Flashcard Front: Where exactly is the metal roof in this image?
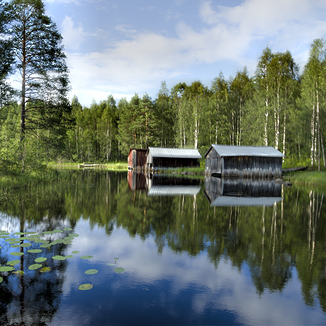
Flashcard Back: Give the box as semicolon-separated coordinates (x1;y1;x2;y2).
147;186;201;196
205;144;284;158
210;196;283;207
148;147;202;159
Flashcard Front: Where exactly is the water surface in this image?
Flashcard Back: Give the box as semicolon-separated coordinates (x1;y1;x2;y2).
0;170;325;325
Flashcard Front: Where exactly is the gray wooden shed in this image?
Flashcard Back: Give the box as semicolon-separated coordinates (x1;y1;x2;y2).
146;147;201;170
205;145;284;178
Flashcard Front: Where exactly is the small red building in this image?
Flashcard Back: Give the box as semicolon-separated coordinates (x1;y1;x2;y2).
128;148;147;171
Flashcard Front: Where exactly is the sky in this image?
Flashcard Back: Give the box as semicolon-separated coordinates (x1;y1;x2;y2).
36;0;326;106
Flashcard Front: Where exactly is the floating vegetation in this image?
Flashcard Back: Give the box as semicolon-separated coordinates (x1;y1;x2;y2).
85;269;98;275
52;255;66;260
80;255;93;260
114;267;125;274
7;260;20;266
35;257;47;263
20;243;31;248
106;263;115;266
14;270;24;276
53;230;63;233
28;249;42;254
114;258;119;260
13;232;26;236
0;276;3;283
63;227;72;231
10;252;24;256
70;233;79;237
79;283;93;291
40;244;51;248
11;245;20;248
28;264;42;270
65;255;73;259
40;267;51;273
72;251;79;254
0;266;15;272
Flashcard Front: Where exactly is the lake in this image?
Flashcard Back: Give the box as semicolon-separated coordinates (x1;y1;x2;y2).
0;170;326;326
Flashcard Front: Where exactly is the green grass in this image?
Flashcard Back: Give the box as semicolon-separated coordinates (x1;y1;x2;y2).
284;170;326;188
48;162;128;171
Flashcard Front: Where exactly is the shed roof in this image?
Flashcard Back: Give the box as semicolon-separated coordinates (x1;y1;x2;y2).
205;145;284;158
148;147;202;159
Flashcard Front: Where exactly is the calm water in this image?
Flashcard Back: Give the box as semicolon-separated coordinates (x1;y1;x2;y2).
0;170;326;326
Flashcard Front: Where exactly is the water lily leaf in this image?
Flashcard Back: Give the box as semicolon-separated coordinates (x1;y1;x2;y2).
0;266;15;272
17;237;29;241
14;270;24;276
40;267;51;273
28;249;42;253
0;235;8;239
27;234;41;239
20;243;31;248
11;245;20;248
13;232;26;236
63;241;72;245
29;264;42;270
63;227;72;231
114;258;119;260
7;260;20;266
52;230;63;233
40;244;50;248
65;255;73;259
43;231;54;234
34;239;44;243
10;252;24;256
5;238;13;242
80;255;93;260
85;269;98;275
35;257;47;263
52;255;66;260
106;263;115;266
79;283;93;291
114;267;125;274
72;251;79;254
70;233;79;237
0;276;3;283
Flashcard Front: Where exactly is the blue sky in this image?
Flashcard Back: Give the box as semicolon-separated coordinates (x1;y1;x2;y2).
40;0;326;106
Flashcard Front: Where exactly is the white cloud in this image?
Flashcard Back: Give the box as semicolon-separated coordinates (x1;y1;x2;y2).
61;16;87;51
64;0;326;106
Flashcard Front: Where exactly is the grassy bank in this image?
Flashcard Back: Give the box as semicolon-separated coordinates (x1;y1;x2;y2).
48;162;128;170
284;170;326;188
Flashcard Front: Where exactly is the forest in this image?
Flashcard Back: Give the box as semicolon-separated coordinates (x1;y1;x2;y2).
1;0;326;172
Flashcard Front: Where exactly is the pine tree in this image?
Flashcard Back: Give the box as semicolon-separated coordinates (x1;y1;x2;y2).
5;0;70;151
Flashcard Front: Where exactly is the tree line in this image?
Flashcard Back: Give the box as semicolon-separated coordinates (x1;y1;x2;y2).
1;1;326;170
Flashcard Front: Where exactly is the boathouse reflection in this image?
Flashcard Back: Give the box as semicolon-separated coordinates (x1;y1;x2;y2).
204;177;282;206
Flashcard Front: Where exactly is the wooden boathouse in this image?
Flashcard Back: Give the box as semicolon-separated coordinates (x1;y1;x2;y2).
128;148;147;171
205;145;284;178
146;147;202;170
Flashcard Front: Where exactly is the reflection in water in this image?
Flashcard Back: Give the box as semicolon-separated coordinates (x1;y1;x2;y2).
205;177;283;206
0;171;326;325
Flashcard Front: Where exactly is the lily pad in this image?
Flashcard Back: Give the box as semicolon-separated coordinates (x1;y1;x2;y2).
14;270;24;276
52;255;66;260
40;244;50;248
20;243;31;248
0;276;3;283
13;232;26;236
0;266;15;272
28;249;42;254
114;258;119;260
29;264;42;270
85;269;98;275
43;231;54;234
72;251;79;254
10;252;24;256
106;263;115;266
114;267;125;274
63;227;72;231
7;260;20;266
70;233;79;237
80;255;93;260
40;267;51;273
52;230;63;233
35;257;47;263
78;283;93;291
11;245;20;248
0;235;8;239
65;255;73;259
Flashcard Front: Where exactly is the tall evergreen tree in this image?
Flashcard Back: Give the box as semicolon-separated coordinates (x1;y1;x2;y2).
4;0;70;150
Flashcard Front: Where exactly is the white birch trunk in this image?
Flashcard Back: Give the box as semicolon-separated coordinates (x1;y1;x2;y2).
282;113;286;162
311;101;315;166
